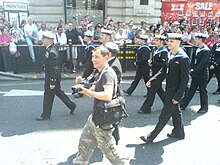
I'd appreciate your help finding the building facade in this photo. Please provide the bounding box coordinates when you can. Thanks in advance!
[1,0,161,26]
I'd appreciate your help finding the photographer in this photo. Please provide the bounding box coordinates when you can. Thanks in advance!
[73,46,128,165]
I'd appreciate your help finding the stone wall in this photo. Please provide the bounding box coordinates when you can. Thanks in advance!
[28,0,64,25]
[106,0,161,25]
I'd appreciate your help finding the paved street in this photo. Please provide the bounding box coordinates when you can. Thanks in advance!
[0,78,220,165]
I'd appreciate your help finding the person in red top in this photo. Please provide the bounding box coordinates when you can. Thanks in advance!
[205,33,216,50]
[0,27,12,72]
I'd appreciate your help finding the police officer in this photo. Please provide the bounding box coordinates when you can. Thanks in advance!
[140,33,190,143]
[75,31,95,98]
[36,31,76,121]
[138,34,168,114]
[208,34,220,95]
[180,33,210,113]
[73,46,129,165]
[123,34,151,96]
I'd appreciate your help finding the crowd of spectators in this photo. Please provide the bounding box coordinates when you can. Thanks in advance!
[1,13,220,73]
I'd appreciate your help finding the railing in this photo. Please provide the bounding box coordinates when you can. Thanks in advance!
[0,43,197,74]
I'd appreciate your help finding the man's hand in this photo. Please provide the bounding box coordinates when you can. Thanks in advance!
[172,99,179,104]
[210,65,214,70]
[79,62,83,67]
[146,81,151,88]
[148,59,152,66]
[75,76,84,84]
[50,85,55,89]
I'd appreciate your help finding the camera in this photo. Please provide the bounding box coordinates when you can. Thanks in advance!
[71,70,98,94]
[71,81,92,94]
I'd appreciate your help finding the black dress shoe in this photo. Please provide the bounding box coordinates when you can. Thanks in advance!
[213,91,220,95]
[35,117,49,121]
[70,104,76,115]
[197,108,208,114]
[138,110,151,114]
[180,104,186,110]
[123,90,131,96]
[140,136,153,144]
[74,93,83,98]
[167,133,184,140]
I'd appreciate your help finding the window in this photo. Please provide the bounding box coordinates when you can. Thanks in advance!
[66,0,76,8]
[140,0,149,5]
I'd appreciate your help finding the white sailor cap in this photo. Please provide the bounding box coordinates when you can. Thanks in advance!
[11,29,16,34]
[139,34,149,40]
[154,34,166,40]
[101,28,113,35]
[84,31,93,37]
[42,31,54,39]
[132,26,138,30]
[195,33,209,39]
[173,21,180,26]
[166,33,182,41]
[104,42,119,52]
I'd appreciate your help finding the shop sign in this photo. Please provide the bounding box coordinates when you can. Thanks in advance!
[3,2,28,11]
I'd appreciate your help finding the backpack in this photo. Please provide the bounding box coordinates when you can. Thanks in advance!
[93,84,129,127]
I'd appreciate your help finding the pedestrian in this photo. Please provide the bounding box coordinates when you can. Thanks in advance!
[73,46,129,165]
[180,33,210,113]
[208,34,220,95]
[140,33,190,143]
[35,31,76,121]
[54,26,68,72]
[123,34,151,96]
[24,16,38,62]
[138,34,168,114]
[0,27,12,72]
[66,22,85,73]
[74,31,95,98]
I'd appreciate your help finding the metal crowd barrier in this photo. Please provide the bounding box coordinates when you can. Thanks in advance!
[0,44,197,74]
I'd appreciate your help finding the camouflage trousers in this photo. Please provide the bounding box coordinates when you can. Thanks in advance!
[73,115,128,165]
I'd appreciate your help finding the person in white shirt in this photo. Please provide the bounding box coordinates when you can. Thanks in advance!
[9,21,25,40]
[24,16,39,62]
[54,26,68,71]
[38,24,48,42]
[115,28,127,45]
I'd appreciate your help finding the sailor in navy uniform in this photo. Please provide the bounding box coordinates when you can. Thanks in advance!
[105,42,123,145]
[138,35,168,114]
[123,34,151,96]
[36,31,76,121]
[79,31,95,78]
[74,31,95,98]
[208,34,220,95]
[105,42,122,84]
[180,33,210,113]
[140,33,190,143]
[100,28,114,44]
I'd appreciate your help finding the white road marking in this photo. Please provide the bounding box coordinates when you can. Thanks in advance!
[1,89,72,96]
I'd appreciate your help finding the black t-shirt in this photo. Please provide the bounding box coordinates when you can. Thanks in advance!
[65,28,81,45]
[92,66,117,114]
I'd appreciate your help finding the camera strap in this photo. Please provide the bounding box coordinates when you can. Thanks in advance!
[96,64,117,99]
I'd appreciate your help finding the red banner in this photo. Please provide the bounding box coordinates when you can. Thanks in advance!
[161,1,220,28]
